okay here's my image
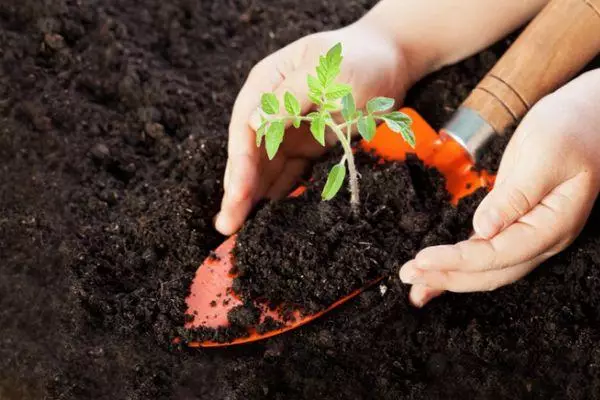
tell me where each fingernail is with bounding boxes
[214,212,231,235]
[474,209,503,239]
[409,284,427,308]
[399,262,424,285]
[213,212,222,229]
[416,290,441,308]
[249,109,262,131]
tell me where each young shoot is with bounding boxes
[255,42,415,212]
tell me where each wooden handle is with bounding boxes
[462,0,600,134]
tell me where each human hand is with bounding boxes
[214,22,414,235]
[399,70,600,307]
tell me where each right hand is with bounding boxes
[215,23,413,235]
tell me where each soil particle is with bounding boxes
[227,303,261,327]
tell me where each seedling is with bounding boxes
[256,43,414,211]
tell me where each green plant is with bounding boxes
[256,42,414,212]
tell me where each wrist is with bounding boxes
[351,3,443,88]
[348,15,439,90]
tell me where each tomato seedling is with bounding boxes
[256,43,414,211]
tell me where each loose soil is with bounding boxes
[2,0,600,399]
[232,151,485,315]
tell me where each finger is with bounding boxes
[408,284,444,308]
[216,60,285,234]
[249,68,315,132]
[265,157,309,200]
[408,174,588,274]
[215,154,260,235]
[472,156,558,239]
[401,253,546,293]
[408,205,557,274]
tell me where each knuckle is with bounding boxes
[504,187,532,218]
[427,271,449,290]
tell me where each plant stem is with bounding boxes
[328,122,360,212]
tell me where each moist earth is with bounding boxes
[2,0,600,399]
[232,151,485,315]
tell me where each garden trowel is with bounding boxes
[183,0,600,347]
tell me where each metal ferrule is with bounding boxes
[440,107,497,162]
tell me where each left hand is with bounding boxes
[399,69,600,307]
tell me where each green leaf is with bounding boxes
[284,92,301,116]
[265,121,285,160]
[326,43,343,71]
[308,92,322,105]
[341,94,356,122]
[322,162,346,201]
[381,111,415,147]
[261,93,279,115]
[325,83,352,100]
[292,117,301,129]
[400,127,416,148]
[381,117,404,133]
[382,111,412,125]
[307,75,323,95]
[357,115,376,141]
[366,97,394,114]
[310,114,326,146]
[316,56,328,86]
[256,122,268,147]
[316,43,343,88]
[322,102,340,111]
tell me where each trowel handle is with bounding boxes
[443,0,600,160]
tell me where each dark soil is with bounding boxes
[2,0,600,399]
[233,151,485,315]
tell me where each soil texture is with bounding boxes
[233,151,485,314]
[2,0,600,399]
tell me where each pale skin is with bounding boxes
[215,0,600,306]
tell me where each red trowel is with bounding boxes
[184,0,600,347]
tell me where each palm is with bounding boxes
[216,25,409,234]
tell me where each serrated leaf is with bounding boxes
[381,117,404,134]
[357,115,376,141]
[292,117,301,129]
[326,43,343,70]
[308,92,322,105]
[316,56,328,86]
[366,97,394,114]
[322,102,340,111]
[284,92,301,116]
[322,162,346,201]
[325,83,352,100]
[382,111,412,125]
[316,44,343,88]
[261,93,279,115]
[400,126,416,148]
[381,111,414,147]
[255,122,268,147]
[310,114,326,146]
[341,94,356,122]
[307,75,323,95]
[265,121,285,160]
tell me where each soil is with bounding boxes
[2,0,600,399]
[232,151,485,315]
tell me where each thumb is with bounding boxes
[249,69,314,131]
[473,154,559,239]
